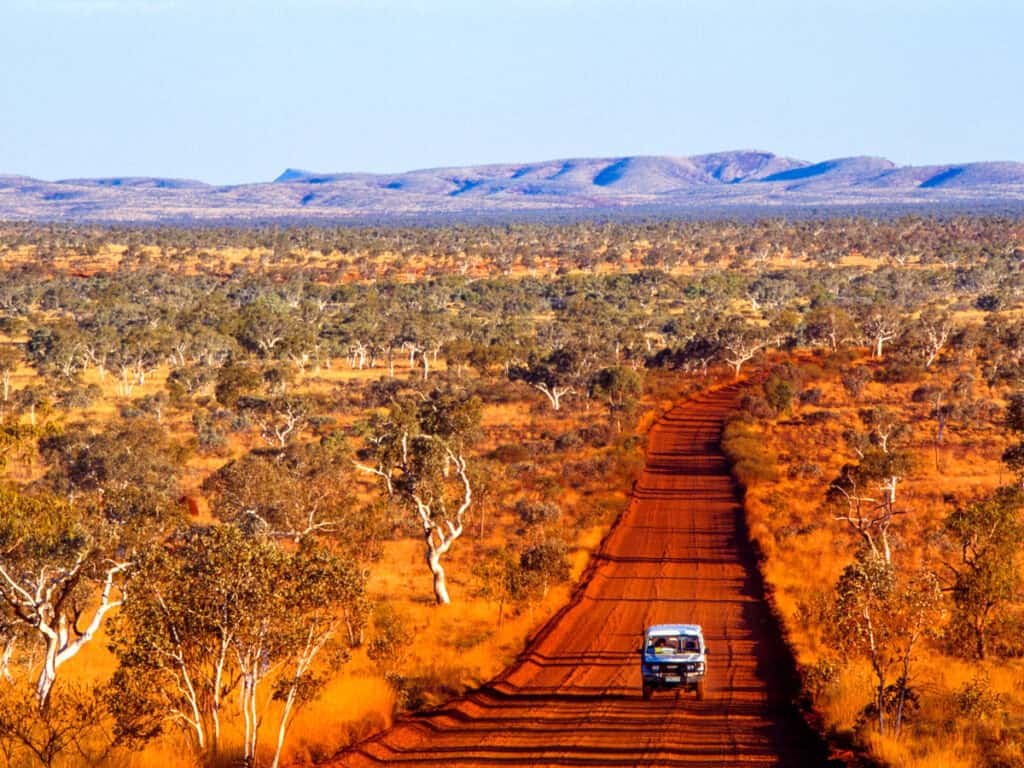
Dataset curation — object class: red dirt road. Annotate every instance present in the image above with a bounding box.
[340,387,831,766]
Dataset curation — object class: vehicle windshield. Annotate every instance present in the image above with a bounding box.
[646,634,700,654]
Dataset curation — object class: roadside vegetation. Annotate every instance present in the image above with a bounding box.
[728,349,1024,768]
[0,216,1022,767]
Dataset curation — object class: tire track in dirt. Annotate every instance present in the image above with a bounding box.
[338,386,831,767]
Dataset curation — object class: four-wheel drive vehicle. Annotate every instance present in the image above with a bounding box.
[638,624,708,700]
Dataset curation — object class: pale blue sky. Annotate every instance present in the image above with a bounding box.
[1,0,1021,184]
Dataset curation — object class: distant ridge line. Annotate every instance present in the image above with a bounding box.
[3,150,1024,223]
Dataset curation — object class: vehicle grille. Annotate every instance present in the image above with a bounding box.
[654,663,699,674]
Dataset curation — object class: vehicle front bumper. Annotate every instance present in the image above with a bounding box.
[642,663,705,688]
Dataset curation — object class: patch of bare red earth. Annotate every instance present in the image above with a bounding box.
[339,387,832,766]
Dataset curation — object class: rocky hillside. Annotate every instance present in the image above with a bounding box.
[3,150,1024,222]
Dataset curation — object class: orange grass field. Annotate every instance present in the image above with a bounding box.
[737,354,1024,768]
[0,340,673,767]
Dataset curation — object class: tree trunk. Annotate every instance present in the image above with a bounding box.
[876,678,886,737]
[1,635,14,681]
[894,680,906,737]
[893,645,914,738]
[427,548,450,605]
[240,672,255,767]
[271,686,298,768]
[36,643,57,710]
[211,637,229,754]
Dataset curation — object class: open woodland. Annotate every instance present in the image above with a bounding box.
[0,216,1023,767]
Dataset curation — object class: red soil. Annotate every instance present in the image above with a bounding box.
[338,386,831,766]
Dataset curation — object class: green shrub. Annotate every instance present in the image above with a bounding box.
[721,418,779,487]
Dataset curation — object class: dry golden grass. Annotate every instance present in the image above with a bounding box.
[740,354,1024,768]
[1,340,663,766]
[0,236,901,288]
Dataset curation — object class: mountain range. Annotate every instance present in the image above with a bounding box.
[3,150,1024,223]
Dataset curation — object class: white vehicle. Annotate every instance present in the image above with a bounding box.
[638,624,708,700]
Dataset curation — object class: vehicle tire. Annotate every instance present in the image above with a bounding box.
[695,680,706,701]
[642,684,653,701]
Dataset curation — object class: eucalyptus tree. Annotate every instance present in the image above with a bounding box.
[508,349,579,412]
[833,552,943,738]
[38,417,185,517]
[826,408,913,565]
[235,393,317,449]
[814,299,859,349]
[204,439,381,552]
[214,361,262,408]
[355,390,481,604]
[0,345,22,406]
[1000,392,1024,483]
[165,364,216,405]
[109,526,363,766]
[912,373,973,452]
[941,488,1024,659]
[859,303,903,359]
[717,317,767,379]
[25,323,82,385]
[591,366,642,433]
[0,483,178,709]
[108,325,172,397]
[235,295,306,360]
[914,309,954,369]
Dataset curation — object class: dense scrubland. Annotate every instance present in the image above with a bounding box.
[0,216,1023,767]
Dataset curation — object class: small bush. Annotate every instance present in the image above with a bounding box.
[788,460,821,479]
[362,377,404,408]
[840,366,872,399]
[515,499,562,527]
[739,393,777,420]
[520,538,571,594]
[875,359,925,384]
[799,387,823,406]
[802,410,836,425]
[954,675,1006,722]
[855,684,921,734]
[506,461,537,480]
[554,429,584,451]
[387,666,473,712]
[57,383,102,409]
[803,657,840,698]
[795,590,832,632]
[976,293,1004,312]
[192,411,229,454]
[763,376,796,415]
[732,457,779,485]
[491,443,532,463]
[721,418,779,487]
[366,602,411,675]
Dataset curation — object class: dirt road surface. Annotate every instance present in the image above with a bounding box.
[340,386,832,766]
